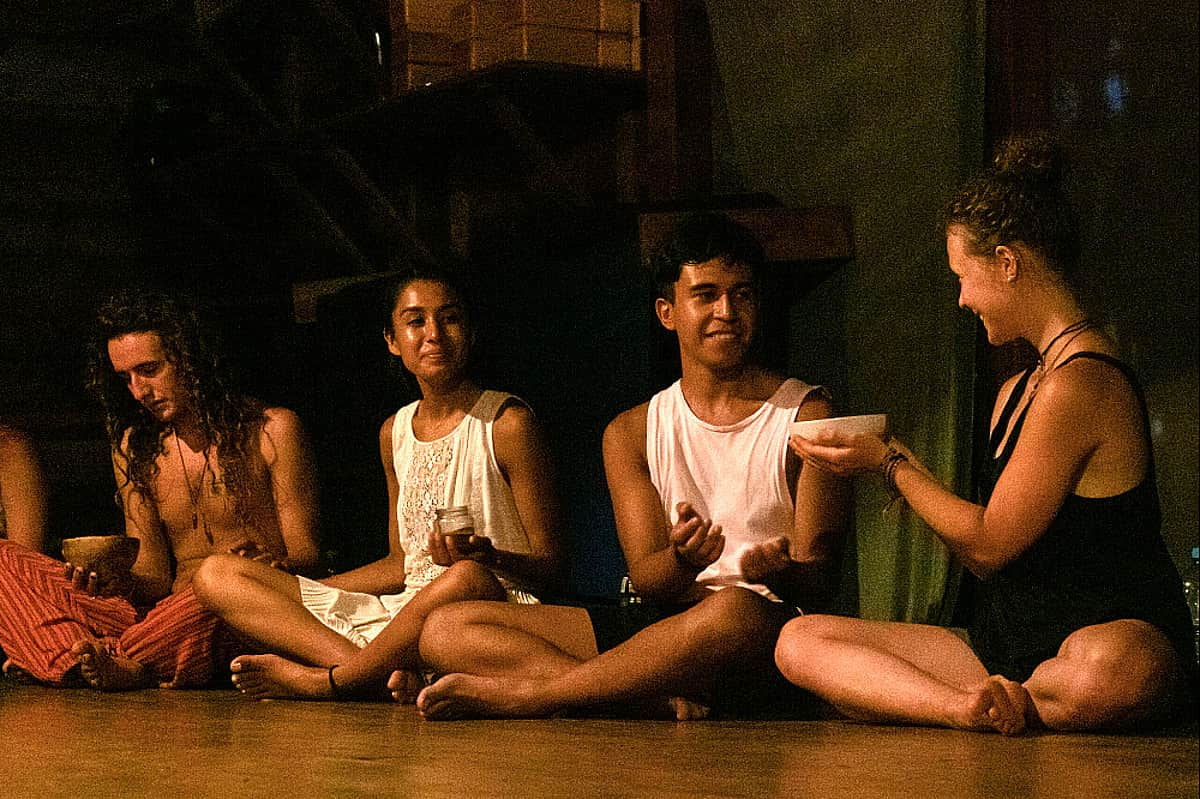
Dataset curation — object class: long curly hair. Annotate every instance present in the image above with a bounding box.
[942,132,1081,279]
[85,289,265,524]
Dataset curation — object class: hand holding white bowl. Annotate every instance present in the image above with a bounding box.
[789,414,890,476]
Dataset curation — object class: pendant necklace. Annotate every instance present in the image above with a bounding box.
[1030,318,1092,398]
[175,432,213,543]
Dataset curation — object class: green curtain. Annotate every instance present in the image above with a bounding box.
[852,259,979,624]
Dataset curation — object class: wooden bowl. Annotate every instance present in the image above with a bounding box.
[61,535,140,582]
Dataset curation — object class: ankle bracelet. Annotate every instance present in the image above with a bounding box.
[328,665,342,699]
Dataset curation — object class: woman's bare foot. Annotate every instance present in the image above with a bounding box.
[954,675,1029,735]
[386,669,426,704]
[416,673,550,720]
[229,654,341,701]
[70,639,151,691]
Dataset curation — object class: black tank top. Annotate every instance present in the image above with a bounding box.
[968,353,1195,681]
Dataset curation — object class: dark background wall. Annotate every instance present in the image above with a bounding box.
[2,1,1195,610]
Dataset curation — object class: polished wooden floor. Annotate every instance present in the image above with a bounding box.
[0,680,1195,798]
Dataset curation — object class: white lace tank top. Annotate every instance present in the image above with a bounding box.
[390,390,534,595]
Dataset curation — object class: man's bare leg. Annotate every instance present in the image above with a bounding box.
[416,587,787,720]
[395,599,594,704]
[70,639,153,692]
[227,560,506,701]
[1023,619,1192,731]
[774,614,1028,734]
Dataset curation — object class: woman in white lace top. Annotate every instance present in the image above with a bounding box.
[192,266,564,700]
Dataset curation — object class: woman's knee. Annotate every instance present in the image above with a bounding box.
[442,559,504,600]
[191,553,251,609]
[774,614,840,679]
[1034,620,1184,729]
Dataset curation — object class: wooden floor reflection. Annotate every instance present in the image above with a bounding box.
[1,681,1196,798]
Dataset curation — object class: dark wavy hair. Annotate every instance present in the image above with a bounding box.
[649,212,766,301]
[85,289,265,523]
[942,132,1081,279]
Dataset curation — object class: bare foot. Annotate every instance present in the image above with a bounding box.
[416,673,550,720]
[623,694,712,720]
[3,658,38,685]
[229,654,336,701]
[956,675,1029,735]
[386,669,426,704]
[666,695,711,721]
[71,639,150,691]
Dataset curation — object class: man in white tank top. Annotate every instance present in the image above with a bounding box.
[410,214,850,719]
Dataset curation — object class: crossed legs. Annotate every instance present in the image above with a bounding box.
[774,614,1192,734]
[1022,618,1192,730]
[192,554,506,700]
[413,586,794,720]
[773,615,1023,733]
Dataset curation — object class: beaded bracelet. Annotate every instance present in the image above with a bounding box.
[880,445,909,502]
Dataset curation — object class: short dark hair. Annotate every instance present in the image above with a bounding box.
[649,212,766,300]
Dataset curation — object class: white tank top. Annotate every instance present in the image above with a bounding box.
[391,390,533,595]
[645,378,822,598]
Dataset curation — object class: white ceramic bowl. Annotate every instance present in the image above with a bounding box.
[789,414,888,439]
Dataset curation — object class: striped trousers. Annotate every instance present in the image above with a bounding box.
[0,539,224,687]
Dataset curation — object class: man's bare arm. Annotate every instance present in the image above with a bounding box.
[258,407,321,575]
[602,405,717,604]
[0,428,48,552]
[741,392,850,608]
[111,440,173,604]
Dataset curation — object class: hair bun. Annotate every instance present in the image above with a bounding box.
[992,132,1068,185]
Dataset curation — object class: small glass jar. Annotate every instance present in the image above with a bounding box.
[435,505,475,545]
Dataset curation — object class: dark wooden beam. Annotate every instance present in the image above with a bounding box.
[638,206,853,266]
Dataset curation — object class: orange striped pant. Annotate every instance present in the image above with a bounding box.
[0,539,225,687]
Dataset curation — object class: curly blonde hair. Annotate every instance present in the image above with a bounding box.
[943,132,1081,278]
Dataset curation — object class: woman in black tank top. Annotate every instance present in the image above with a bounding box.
[777,134,1196,734]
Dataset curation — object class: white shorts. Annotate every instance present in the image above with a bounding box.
[297,576,539,649]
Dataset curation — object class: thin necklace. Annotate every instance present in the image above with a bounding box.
[1030,318,1092,396]
[175,432,212,543]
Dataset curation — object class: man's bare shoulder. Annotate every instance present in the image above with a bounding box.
[603,401,650,455]
[751,368,789,399]
[793,388,835,422]
[261,405,303,432]
[258,406,309,455]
